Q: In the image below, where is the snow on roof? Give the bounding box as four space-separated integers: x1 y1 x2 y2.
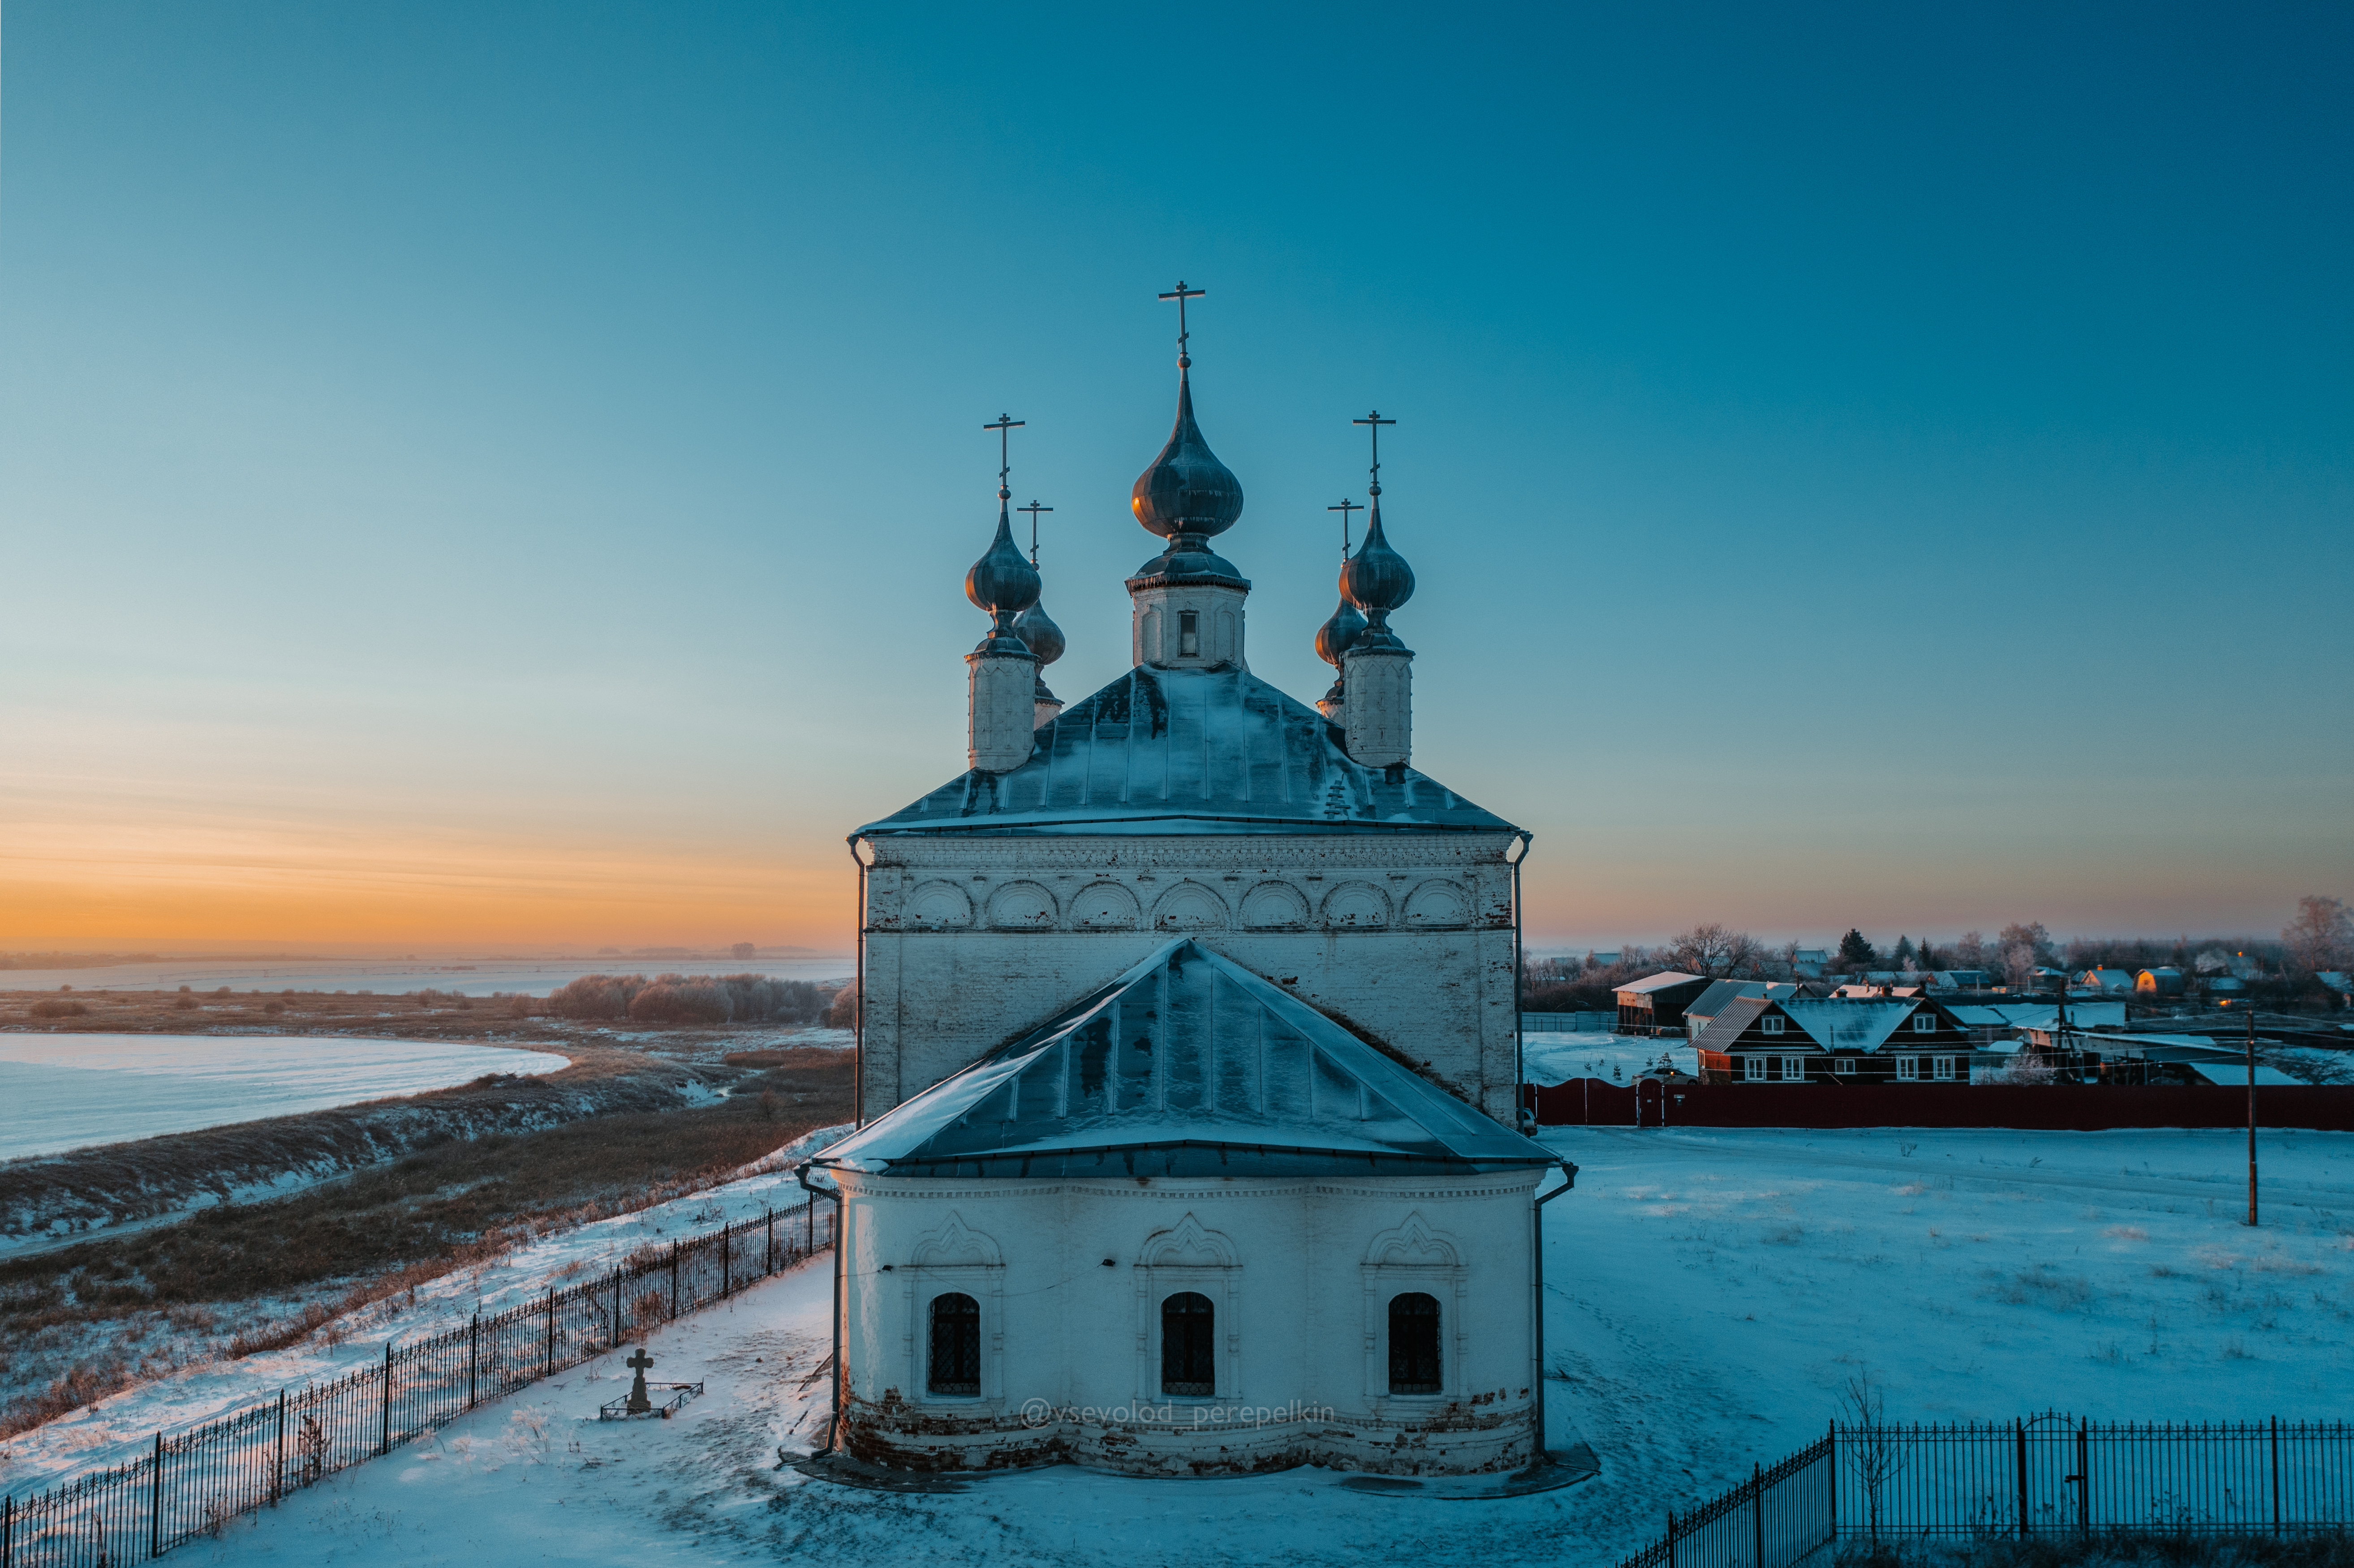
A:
2185 1063 2304 1087
1942 1001 2128 1031
1685 979 1768 1018
1618 971 1705 997
809 937 1558 1179
1775 999 1920 1052
858 665 1518 839
1689 995 1772 1052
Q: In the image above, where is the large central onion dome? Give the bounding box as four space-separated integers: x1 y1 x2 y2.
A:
966 507 1041 651
1131 373 1244 540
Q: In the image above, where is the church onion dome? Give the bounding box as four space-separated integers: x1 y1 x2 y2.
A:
965 507 1041 653
1338 503 1414 618
1012 599 1064 698
1131 372 1245 541
1314 596 1366 674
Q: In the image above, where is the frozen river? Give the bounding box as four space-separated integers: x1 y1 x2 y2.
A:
0 1035 570 1161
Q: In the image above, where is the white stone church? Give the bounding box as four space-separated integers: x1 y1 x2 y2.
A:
803 302 1571 1479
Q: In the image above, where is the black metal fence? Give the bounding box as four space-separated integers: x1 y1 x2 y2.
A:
1 1200 833 1567
1618 1418 2354 1568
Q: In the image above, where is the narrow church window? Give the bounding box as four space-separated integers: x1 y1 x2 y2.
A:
928 1293 981 1396
1179 610 1200 657
1389 1293 1441 1394
1161 1291 1215 1396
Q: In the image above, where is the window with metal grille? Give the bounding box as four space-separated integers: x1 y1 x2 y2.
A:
1179 610 1200 657
928 1293 981 1396
1389 1293 1441 1394
1161 1291 1216 1396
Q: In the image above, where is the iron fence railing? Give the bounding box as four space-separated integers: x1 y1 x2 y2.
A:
2 1200 832 1567
1618 1417 2354 1568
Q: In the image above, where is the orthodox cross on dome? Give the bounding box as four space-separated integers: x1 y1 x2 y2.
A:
1327 498 1362 561
1019 499 1053 566
1352 410 1397 501
1158 280 1206 369
983 412 1025 503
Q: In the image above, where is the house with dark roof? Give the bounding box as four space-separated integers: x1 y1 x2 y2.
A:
1692 997 1978 1085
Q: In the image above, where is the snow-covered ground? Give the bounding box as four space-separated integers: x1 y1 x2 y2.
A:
0 1035 571 1159
18 1123 2354 1565
0 1127 850 1494
1525 1029 1691 1085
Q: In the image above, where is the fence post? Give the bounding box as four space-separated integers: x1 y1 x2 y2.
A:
614 1269 623 1344
151 1430 164 1558
1826 1420 1837 1546
766 1208 775 1275
807 1199 814 1254
2272 1416 2281 1535
1753 1461 1764 1568
382 1342 393 1456
1665 1509 1676 1568
468 1314 479 1410
4 1491 12 1568
723 1220 732 1298
2078 1419 2089 1538
671 1241 680 1319
2015 1418 2029 1538
275 1388 287 1506
544 1290 555 1378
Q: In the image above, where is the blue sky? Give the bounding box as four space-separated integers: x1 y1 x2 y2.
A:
2 1 2347 950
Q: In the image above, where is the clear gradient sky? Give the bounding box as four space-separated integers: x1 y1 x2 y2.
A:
3 2 2348 954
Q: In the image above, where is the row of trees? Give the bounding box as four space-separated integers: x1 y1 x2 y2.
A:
1522 895 2352 1009
545 972 842 1026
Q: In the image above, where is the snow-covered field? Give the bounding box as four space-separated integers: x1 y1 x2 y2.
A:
1525 1029 1691 1085
0 1035 571 1159
15 1122 2354 1565
0 954 855 997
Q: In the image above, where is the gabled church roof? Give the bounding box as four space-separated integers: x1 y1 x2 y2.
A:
856 665 1516 838
809 938 1558 1179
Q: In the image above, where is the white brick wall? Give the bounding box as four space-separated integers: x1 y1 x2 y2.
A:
859 829 1522 1124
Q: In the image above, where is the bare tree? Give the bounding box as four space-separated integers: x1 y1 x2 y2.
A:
1841 1367 1899 1541
2283 895 2352 975
1954 930 1988 969
1664 924 1762 978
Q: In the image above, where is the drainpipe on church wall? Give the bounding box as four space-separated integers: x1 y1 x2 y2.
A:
846 835 873 1128
1531 1159 1578 1465
796 1164 846 1455
1507 832 1533 1130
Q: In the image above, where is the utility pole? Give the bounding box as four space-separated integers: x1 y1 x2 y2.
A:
2246 1005 2259 1226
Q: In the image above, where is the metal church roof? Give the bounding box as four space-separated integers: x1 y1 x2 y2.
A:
856 665 1517 838
807 938 1559 1180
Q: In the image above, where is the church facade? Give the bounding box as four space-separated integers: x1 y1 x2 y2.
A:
806 301 1568 1478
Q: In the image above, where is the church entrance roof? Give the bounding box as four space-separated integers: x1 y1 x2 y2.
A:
856 665 1516 838
808 938 1557 1179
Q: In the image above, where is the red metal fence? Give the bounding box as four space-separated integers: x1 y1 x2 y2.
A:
1527 1078 2354 1131
1617 1417 2354 1568
1 1201 833 1567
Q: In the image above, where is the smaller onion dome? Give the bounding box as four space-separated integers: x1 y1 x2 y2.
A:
1131 371 1245 541
1012 599 1064 699
1314 596 1366 674
1338 503 1414 618
965 506 1041 652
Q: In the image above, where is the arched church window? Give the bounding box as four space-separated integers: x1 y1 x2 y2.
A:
1160 1291 1215 1396
1388 1292 1441 1394
928 1292 981 1396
